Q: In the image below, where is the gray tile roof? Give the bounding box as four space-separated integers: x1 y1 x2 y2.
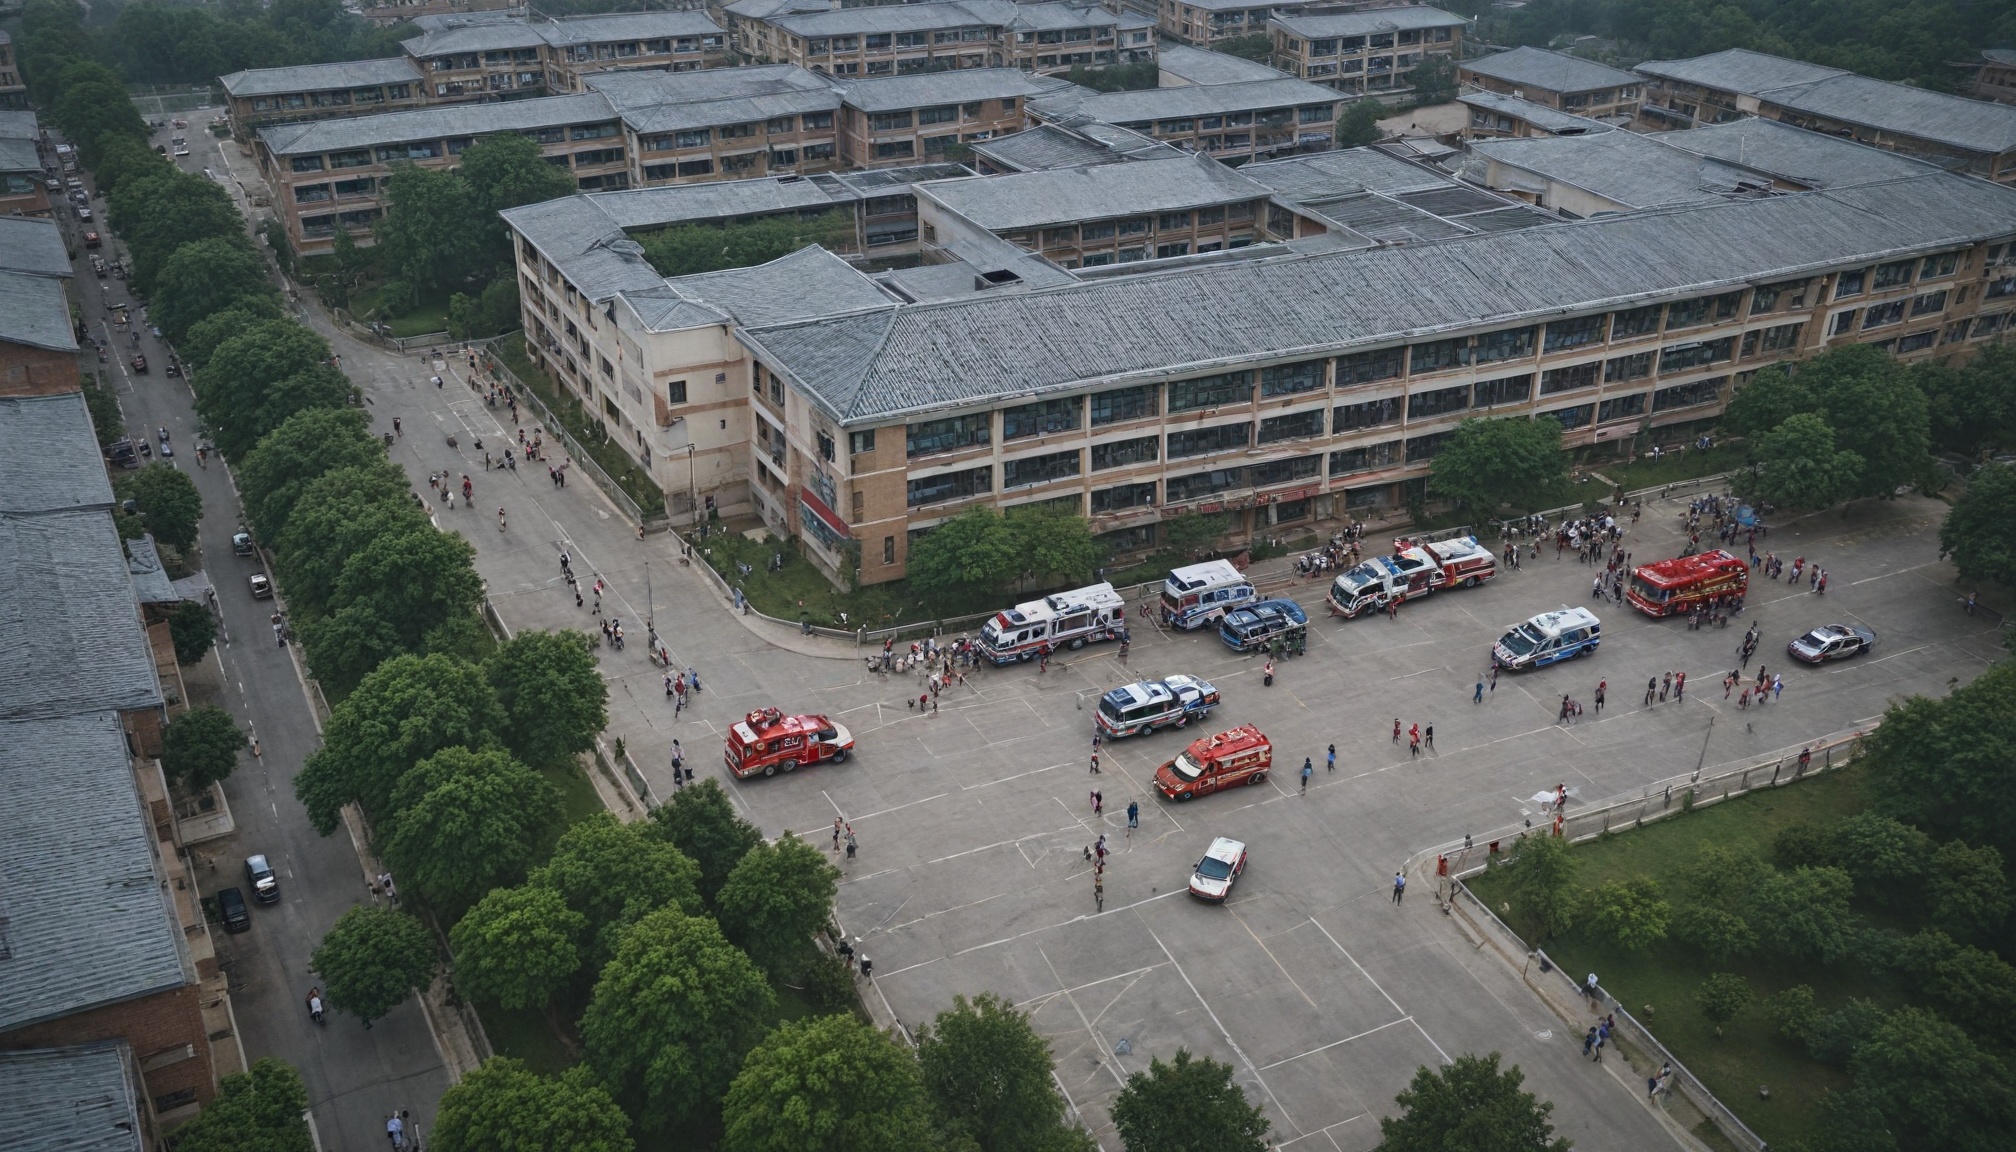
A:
259 92 617 155
655 245 895 329
970 121 1178 170
127 534 178 604
585 64 840 132
537 11 724 45
1762 72 2016 154
1460 46 1639 94
0 710 188 1032
1459 90 1613 134
589 176 850 230
1633 48 1847 94
1035 77 1340 124
1157 43 1292 86
0 1043 146 1152
0 218 69 278
499 195 665 303
1269 5 1468 38
1469 128 1758 209
630 87 840 135
723 0 834 20
408 9 524 32
917 153 1270 231
219 57 422 98
1239 146 1457 197
0 393 116 515
0 136 38 173
0 109 40 140
0 511 163 723
1661 116 1944 189
1005 2 1120 32
0 270 78 353
1296 191 1473 242
401 21 547 56
769 0 1012 36
824 162 973 193
830 68 1068 113
737 171 2016 425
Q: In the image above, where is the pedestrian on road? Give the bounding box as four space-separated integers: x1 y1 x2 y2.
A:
664 673 674 698
1660 671 1672 701
1408 729 1421 759
1594 1023 1608 1063
1327 744 1336 773
1262 659 1274 686
845 826 857 860
1772 674 1784 701
1474 678 1484 704
1674 670 1686 700
1127 799 1139 830
1594 680 1606 713
1584 1026 1598 1058
1392 717 1401 744
1585 972 1600 1004
1392 872 1406 904
833 817 843 851
392 417 401 437
670 739 684 780
1301 758 1313 793
1091 789 1103 816
1089 750 1100 774
1424 724 1434 751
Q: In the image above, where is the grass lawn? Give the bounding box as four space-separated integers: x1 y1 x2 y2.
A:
476 1000 579 1076
349 283 453 338
547 759 606 827
1590 442 1748 494
1467 766 1879 1150
690 526 986 631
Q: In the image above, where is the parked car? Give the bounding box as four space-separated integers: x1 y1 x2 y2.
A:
1188 836 1248 902
131 354 147 373
245 855 279 903
216 886 251 933
232 531 254 556
1788 624 1876 663
82 231 99 248
248 572 272 599
76 206 91 221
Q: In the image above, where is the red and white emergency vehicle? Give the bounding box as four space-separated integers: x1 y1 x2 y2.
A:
1154 725 1273 801
977 582 1125 664
725 708 854 778
1626 549 1748 618
1325 536 1497 618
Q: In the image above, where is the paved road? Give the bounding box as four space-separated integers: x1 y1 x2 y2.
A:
62 114 451 1150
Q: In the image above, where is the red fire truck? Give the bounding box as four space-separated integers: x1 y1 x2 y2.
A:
1626 549 1749 618
1154 725 1273 801
725 708 854 778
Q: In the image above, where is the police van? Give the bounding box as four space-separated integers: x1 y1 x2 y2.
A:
1160 559 1257 630
1492 606 1602 670
978 583 1126 664
1219 599 1308 653
1096 674 1221 738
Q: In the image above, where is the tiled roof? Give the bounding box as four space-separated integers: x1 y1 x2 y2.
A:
769 0 1013 36
585 64 839 133
1460 46 1639 94
0 270 78 353
1034 77 1339 123
1459 90 1614 134
1268 5 1468 38
0 511 163 723
258 92 617 155
1239 146 1457 197
0 393 116 516
971 120 1178 170
1633 48 1847 93
497 195 664 304
1661 116 1943 189
626 88 839 135
0 136 38 174
0 217 68 278
0 710 187 1032
1762 72 2016 154
917 153 1270 230
0 109 40 140
1469 128 1759 209
1005 2 1121 32
656 245 895 329
829 67 1069 113
127 534 178 604
0 1044 146 1152
536 11 724 45
401 21 547 56
1157 43 1292 86
736 171 2016 425
219 57 422 98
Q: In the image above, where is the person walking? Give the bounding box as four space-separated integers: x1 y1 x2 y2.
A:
1089 750 1100 774
1474 677 1485 704
1392 717 1401 744
833 817 843 851
1091 790 1103 817
1772 673 1784 701
1583 1026 1599 1059
1408 727 1421 759
1424 724 1434 751
1644 677 1657 706
1391 871 1406 904
844 826 857 861
1127 799 1139 830
1660 671 1672 702
1262 659 1274 687
1594 680 1606 713
1674 670 1686 701
1300 758 1313 793
1326 744 1336 773
1593 1023 1608 1063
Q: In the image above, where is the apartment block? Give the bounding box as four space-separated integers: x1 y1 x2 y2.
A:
1634 48 2016 184
1268 6 1465 94
1962 49 2016 106
1159 0 1282 46
0 110 49 218
734 1 1153 78
914 153 1281 265
1030 76 1340 164
399 10 728 101
0 218 78 396
591 66 845 185
1459 90 1610 139
0 30 28 109
1457 45 1639 122
256 93 632 254
221 58 427 137
835 69 1059 165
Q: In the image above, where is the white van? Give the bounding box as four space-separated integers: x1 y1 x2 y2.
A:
1160 559 1257 630
1492 606 1602 670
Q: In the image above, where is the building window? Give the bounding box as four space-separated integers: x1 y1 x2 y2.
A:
1090 384 1157 425
291 155 325 173
1251 454 1321 487
870 111 914 130
1167 370 1251 413
1975 313 2009 338
1158 211 1192 230
907 413 990 457
1002 396 1081 440
883 535 896 564
1543 314 1607 353
1740 322 1805 357
1910 290 1949 317
1750 279 1807 313
1658 337 1734 372
1597 393 1647 422
1653 377 1724 411
1407 385 1469 419
1861 301 1906 329
328 149 371 169
1167 422 1251 458
817 430 836 462
1333 396 1401 430
1260 359 1325 397
849 429 875 455
1409 326 1534 373
1405 430 1454 462
1831 309 1858 335
1920 252 1960 279
1092 481 1157 512
1472 373 1531 407
1166 467 1247 502
1329 440 1400 475
1610 304 1662 338
874 140 916 159
907 466 992 507
1664 291 1742 329
1542 403 1593 430
1257 408 1326 443
1872 259 1915 289
1336 347 1402 385
1002 449 1081 488
1896 329 1937 353
1544 362 1602 393
1835 268 1866 298
666 379 687 404
1091 435 1158 470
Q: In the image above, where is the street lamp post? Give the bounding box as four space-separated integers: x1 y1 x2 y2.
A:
685 442 699 532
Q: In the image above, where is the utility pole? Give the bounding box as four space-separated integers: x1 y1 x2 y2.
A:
686 441 699 532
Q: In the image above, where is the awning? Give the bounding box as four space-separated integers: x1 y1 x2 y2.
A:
800 487 849 539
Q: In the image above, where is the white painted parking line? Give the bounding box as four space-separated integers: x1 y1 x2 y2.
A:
1273 1113 1368 1151
1306 916 1453 1066
1143 920 1301 1136
1257 1016 1413 1071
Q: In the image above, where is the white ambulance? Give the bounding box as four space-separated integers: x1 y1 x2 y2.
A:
978 583 1126 664
1160 559 1257 630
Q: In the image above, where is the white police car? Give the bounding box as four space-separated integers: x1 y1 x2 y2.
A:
1492 606 1601 670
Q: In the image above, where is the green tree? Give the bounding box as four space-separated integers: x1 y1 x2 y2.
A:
920 993 1090 1152
433 1059 634 1152
722 1013 939 1152
1376 1052 1568 1152
1502 834 1579 942
1746 413 1864 510
81 376 125 446
533 812 703 966
1006 502 1103 587
196 319 354 460
293 652 503 832
1111 1049 1270 1152
93 135 171 199
1429 416 1567 514
1695 972 1753 1029
375 163 483 295
382 746 563 913
1766 985 1821 1045
1929 840 2010 943
1826 813 1932 903
1831 1007 2016 1152
312 905 438 1025
1750 865 1857 964
904 505 1020 602
235 407 388 542
161 705 246 791
649 778 765 909
1895 930 2016 1049
1407 54 1458 104
716 832 840 980
478 278 521 335
328 527 483 652
299 601 409 695
169 600 220 665
1940 463 2016 587
637 209 856 278
1670 904 1757 963
1585 876 1669 951
582 907 776 1140
486 630 608 770
53 76 147 166
106 170 249 297
1687 842 1770 906
450 885 586 1011
1863 664 2016 862
170 1058 312 1152
1808 999 1888 1065
116 461 202 550
1163 511 1230 556
1336 99 1385 147
152 237 281 342
458 131 577 261
183 302 285 371
1918 343 2016 457
274 465 427 616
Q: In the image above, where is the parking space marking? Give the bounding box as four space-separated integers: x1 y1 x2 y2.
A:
1306 916 1452 1065
1829 644 1928 672
1037 945 1132 1092
1273 1113 1367 1151
1257 1016 1412 1070
1230 908 1319 1010
1850 561 1944 585
1143 920 1300 1136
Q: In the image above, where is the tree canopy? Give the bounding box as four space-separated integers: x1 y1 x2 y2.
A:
1729 346 1934 506
1502 834 1580 942
116 462 203 550
1111 1049 1270 1152
161 705 246 792
637 209 856 278
169 1058 312 1152
533 812 703 967
649 779 764 909
486 630 608 771
235 407 388 542
152 237 282 342
919 993 1091 1152
721 1014 938 1152
311 905 437 1025
715 832 841 980
195 318 353 460
169 600 220 665
449 884 586 1011
382 746 563 913
1863 664 2016 864
1428 416 1568 515
1939 464 2016 588
905 504 1102 604
433 1059 635 1152
1336 99 1384 148
1825 1006 2016 1152
1375 1053 1569 1152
